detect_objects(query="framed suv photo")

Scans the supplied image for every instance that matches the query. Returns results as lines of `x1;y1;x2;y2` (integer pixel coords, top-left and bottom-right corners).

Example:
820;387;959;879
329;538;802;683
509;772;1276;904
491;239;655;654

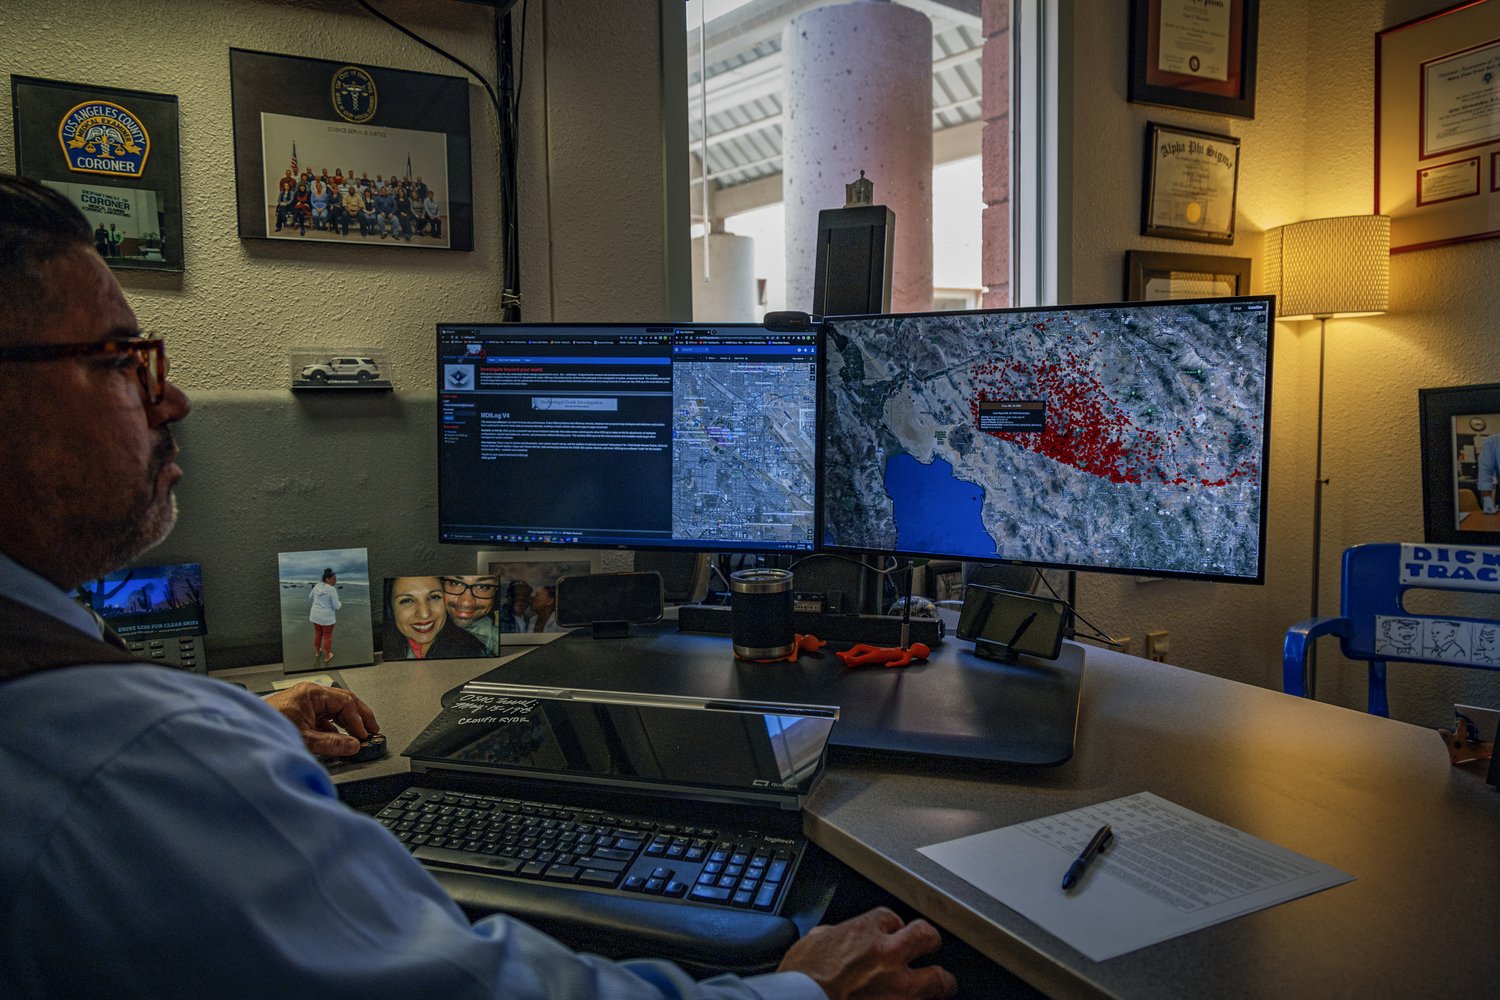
229;48;473;250
289;347;392;390
11;76;184;272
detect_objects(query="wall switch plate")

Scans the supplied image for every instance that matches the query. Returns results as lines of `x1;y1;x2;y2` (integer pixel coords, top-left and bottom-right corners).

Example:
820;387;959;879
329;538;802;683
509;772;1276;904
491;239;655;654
1144;629;1169;661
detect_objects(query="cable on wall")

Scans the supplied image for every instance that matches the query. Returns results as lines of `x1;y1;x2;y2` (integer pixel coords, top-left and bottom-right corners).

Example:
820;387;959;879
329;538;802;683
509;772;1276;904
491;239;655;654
355;0;524;320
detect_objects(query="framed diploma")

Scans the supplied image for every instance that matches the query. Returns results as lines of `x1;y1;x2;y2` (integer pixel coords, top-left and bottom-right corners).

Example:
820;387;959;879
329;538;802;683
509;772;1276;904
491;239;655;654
1124;250;1250;301
1128;0;1259;119
1141;122;1240;244
1378;1;1500;252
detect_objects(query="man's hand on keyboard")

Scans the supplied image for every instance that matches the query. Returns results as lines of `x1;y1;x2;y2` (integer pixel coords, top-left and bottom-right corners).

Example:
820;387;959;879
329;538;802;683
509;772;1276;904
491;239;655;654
777;906;957;999
264;682;380;757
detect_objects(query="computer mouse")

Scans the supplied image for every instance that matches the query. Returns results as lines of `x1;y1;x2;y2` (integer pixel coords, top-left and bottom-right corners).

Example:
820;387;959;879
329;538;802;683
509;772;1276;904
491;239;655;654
350;732;388;763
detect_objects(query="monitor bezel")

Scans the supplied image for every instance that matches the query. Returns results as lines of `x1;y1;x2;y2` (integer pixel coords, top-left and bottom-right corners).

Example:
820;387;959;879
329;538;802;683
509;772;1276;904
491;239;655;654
434;320;822;556
815;296;1276;585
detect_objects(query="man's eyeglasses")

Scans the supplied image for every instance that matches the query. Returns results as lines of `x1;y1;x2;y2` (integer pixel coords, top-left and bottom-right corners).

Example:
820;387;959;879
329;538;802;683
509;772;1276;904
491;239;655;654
0;334;168;404
440;578;500;599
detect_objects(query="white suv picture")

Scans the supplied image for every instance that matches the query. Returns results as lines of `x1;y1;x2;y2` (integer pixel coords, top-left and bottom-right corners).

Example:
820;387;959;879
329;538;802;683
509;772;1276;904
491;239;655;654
300;357;380;382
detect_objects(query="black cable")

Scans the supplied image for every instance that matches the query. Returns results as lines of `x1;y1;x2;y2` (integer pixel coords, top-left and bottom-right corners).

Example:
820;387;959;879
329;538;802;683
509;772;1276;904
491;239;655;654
1033;569;1120;646
353;0;522;319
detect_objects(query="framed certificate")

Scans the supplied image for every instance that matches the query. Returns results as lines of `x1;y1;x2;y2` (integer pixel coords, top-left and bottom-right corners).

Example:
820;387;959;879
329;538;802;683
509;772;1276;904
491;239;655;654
1128;0;1259;119
1124;250;1251;301
1141;122;1241;244
1377;1;1500;252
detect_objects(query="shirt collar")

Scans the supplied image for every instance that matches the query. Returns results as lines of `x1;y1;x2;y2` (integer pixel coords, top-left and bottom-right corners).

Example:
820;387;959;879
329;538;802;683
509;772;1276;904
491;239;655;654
0;551;106;639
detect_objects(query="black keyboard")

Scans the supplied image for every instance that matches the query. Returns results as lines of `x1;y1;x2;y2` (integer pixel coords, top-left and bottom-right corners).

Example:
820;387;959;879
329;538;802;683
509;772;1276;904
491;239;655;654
375;786;805;914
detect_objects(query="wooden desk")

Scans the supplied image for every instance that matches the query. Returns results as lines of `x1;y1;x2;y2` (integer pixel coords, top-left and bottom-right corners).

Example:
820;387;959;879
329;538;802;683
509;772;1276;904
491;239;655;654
266;638;1500;999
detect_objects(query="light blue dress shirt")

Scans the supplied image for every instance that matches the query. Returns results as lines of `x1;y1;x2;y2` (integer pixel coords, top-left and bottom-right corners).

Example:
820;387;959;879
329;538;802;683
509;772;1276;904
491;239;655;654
0;554;822;1000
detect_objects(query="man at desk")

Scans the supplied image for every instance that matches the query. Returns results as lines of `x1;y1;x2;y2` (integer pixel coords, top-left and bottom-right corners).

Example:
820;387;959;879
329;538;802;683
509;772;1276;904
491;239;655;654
0;174;955;1000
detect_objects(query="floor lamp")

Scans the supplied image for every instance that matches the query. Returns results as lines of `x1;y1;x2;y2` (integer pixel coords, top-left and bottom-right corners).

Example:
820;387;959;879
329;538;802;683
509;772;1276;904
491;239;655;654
1263;215;1390;697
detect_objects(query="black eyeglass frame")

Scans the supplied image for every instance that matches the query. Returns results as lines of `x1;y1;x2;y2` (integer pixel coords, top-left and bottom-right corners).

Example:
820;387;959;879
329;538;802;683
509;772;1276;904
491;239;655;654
439;577;500;599
0;335;167;404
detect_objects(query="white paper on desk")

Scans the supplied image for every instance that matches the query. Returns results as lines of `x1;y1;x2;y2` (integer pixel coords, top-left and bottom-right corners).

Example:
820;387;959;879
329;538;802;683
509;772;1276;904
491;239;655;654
918;791;1353;962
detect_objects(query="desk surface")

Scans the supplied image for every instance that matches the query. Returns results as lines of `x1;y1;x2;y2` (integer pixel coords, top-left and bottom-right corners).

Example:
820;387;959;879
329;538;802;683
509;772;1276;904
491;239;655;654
270;637;1500;999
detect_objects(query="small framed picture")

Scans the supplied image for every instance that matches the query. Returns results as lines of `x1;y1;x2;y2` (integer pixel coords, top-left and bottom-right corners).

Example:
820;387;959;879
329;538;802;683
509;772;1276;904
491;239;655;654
1125;250;1251;300
11;76;184;272
289;347;392;390
1419;383;1500;544
379;574;504;661
1142;121;1241;244
1129;0;1259;119
276;548;376;672
477;550;604;646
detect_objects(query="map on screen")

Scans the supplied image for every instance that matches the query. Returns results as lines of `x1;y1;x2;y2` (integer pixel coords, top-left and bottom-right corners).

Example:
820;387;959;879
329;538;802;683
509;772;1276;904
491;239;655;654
820;298;1274;581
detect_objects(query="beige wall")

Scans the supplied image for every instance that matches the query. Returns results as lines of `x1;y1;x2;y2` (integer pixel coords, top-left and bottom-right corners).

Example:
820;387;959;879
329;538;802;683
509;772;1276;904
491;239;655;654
1070;0;1500;723
0;0;665;663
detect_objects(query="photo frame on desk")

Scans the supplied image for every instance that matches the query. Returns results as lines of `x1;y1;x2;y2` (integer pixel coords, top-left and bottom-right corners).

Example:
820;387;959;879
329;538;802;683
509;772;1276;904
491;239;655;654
229;48;473;250
1128;0;1259;119
1377;1;1500;252
1142;121;1241;244
1418;383;1500;544
1125;250;1251;300
477;550;603;645
11;76;184;272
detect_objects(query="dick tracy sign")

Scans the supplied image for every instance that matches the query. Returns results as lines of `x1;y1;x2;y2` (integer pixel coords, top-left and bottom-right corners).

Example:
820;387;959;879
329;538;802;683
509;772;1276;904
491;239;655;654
1399;544;1500;591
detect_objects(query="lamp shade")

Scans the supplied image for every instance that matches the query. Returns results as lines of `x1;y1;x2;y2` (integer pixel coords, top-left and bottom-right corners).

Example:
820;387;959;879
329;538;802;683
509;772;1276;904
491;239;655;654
1263;215;1390;320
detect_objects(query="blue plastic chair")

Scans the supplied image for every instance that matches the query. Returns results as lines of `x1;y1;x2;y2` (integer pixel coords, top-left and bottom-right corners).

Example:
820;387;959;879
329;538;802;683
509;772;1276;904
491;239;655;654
1283;542;1500;717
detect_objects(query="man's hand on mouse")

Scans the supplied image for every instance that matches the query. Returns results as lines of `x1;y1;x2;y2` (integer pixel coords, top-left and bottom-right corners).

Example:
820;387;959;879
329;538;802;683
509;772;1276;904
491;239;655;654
777;906;957;1000
263;682;380;757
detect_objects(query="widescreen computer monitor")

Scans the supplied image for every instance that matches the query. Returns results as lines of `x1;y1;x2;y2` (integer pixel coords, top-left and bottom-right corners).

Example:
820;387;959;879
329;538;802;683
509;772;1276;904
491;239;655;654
819;297;1275;582
437;322;819;553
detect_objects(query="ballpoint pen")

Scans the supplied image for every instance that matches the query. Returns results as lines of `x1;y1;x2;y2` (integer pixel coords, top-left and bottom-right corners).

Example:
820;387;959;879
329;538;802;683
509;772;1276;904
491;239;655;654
1061;824;1112;891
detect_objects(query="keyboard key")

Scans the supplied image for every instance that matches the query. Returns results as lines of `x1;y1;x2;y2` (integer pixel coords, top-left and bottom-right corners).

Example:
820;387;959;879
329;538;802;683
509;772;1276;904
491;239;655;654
578;869;620;887
519;862;547;878
697;871;717;885
544;864;581;882
766;859;789;883
664;880;688;897
644;877;665;894
614;828;647;840
689;885;732;903
732;890;754;908
580;856;627;873
651;867;674;881
622;875;646;890
413;847;522;876
753;883;779;911
593;848;635;863
614;838;643;852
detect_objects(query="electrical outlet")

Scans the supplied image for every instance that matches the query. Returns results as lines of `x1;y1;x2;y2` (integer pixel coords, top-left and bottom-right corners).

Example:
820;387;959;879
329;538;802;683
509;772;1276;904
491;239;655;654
1144;629;1169;662
1110;635;1134;656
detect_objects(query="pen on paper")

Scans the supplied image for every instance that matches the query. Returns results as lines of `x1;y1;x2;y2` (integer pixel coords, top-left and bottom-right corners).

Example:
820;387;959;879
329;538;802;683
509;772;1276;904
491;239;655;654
1061;824;1113;891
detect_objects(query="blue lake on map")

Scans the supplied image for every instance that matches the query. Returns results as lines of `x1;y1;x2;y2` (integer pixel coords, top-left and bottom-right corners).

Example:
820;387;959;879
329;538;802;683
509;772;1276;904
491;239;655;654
884;453;999;556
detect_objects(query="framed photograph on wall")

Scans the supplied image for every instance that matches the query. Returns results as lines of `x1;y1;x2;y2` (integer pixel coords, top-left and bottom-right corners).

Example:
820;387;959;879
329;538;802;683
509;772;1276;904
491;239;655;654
1125;250;1251;300
229;48;473;250
1377;1;1500;252
477;550;603;645
1142;122;1241;244
11;76;184;272
1128;0;1259;119
1419;383;1500;545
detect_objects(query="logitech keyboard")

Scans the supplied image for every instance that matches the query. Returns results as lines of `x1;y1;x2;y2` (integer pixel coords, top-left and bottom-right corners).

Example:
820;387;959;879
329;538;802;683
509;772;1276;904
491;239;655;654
375;785;806;914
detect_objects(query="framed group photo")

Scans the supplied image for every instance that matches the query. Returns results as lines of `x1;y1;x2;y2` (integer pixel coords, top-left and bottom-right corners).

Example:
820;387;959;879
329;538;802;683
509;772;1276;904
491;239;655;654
11;76;184;272
1141;121;1241;244
477;550;603;645
1377;0;1500;252
1128;0;1259;119
1419;383;1500;545
229;48;474;251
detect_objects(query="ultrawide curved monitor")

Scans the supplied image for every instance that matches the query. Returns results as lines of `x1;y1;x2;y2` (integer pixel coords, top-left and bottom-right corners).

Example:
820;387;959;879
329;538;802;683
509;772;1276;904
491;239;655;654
818;297;1275;583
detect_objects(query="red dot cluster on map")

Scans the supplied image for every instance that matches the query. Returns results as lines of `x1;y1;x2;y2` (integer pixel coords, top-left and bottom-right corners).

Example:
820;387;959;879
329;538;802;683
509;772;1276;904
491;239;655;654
964;321;1261;488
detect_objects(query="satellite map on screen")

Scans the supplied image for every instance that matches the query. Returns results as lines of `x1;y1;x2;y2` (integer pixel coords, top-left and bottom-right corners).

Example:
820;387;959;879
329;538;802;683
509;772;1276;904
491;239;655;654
821;300;1272;579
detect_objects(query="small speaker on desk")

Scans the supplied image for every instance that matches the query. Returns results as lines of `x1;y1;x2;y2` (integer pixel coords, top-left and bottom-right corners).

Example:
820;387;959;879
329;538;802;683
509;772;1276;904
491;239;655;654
556;572;664;639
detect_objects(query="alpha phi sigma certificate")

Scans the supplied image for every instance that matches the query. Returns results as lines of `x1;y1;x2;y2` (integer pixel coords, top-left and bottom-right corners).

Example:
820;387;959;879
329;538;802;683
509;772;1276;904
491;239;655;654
1156;0;1232;81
